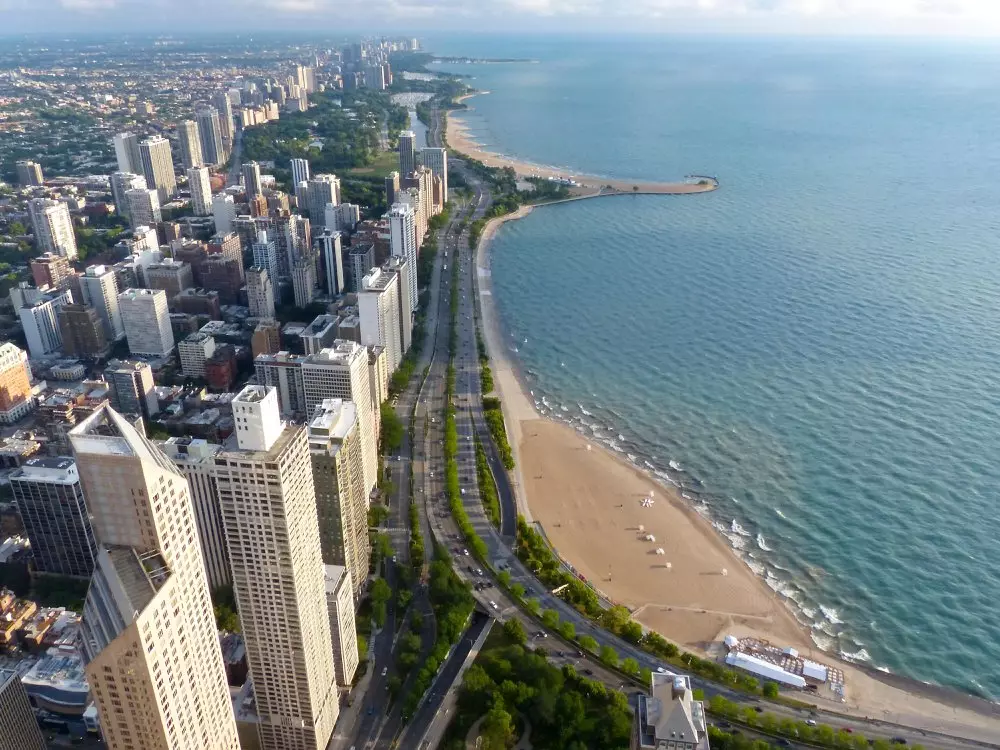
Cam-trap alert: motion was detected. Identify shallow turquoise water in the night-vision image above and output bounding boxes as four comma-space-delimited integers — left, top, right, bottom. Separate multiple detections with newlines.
431, 35, 1000, 697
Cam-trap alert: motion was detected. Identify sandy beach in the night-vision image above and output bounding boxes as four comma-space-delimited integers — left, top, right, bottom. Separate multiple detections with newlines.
474, 210, 1000, 744
448, 94, 717, 196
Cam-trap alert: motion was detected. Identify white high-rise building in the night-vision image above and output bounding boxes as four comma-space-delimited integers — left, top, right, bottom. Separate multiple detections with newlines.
324, 202, 360, 234
197, 107, 225, 166
188, 166, 212, 216
212, 92, 234, 152
358, 266, 402, 373
177, 120, 204, 168
324, 565, 358, 687
158, 437, 231, 592
118, 288, 174, 357
387, 255, 413, 356
139, 135, 177, 204
112, 132, 142, 174
246, 267, 275, 320
398, 131, 417, 176
389, 203, 418, 312
419, 147, 448, 203
302, 342, 377, 500
309, 400, 369, 604
214, 386, 340, 750
125, 188, 162, 231
306, 174, 340, 228
14, 285, 73, 358
317, 229, 345, 296
212, 193, 237, 234
110, 172, 147, 220
79, 265, 125, 342
28, 198, 78, 260
177, 331, 216, 379
69, 407, 241, 750
291, 158, 311, 186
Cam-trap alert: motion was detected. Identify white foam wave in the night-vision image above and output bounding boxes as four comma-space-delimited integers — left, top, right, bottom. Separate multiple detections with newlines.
617, 433, 626, 441
644, 460, 656, 469
579, 404, 593, 417
627, 453, 638, 463
820, 605, 844, 625
841, 648, 872, 664
731, 519, 751, 537
811, 632, 836, 651
756, 533, 772, 552
774, 507, 788, 520
669, 460, 682, 472
744, 558, 766, 576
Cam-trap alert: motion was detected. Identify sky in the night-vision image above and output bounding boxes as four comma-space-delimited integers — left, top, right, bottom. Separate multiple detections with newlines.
4, 0, 1000, 36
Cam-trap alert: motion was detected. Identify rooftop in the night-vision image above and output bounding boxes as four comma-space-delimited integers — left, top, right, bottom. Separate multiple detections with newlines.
10, 457, 78, 484
308, 399, 356, 442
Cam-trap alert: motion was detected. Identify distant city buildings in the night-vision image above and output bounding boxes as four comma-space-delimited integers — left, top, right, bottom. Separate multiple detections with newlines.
389, 203, 418, 311
197, 106, 226, 166
398, 130, 417, 176
178, 119, 204, 168
118, 288, 174, 357
246, 267, 276, 320
113, 132, 143, 174
16, 159, 43, 187
212, 193, 237, 234
110, 171, 147, 221
28, 198, 78, 260
13, 284, 73, 358
139, 134, 177, 203
188, 166, 213, 216
125, 187, 162, 230
78, 264, 125, 342
419, 147, 448, 203
291, 157, 311, 186
242, 160, 263, 200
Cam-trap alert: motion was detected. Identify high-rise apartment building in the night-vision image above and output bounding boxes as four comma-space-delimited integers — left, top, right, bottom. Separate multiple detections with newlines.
125, 187, 162, 230
177, 120, 204, 168
385, 171, 399, 206
178, 332, 216, 379
110, 171, 147, 220
57, 304, 111, 359
212, 193, 236, 234
188, 166, 212, 216
309, 400, 369, 602
197, 107, 225, 166
387, 254, 413, 355
139, 135, 177, 204
292, 256, 316, 308
212, 92, 234, 151
306, 174, 340, 228
251, 230, 279, 284
16, 159, 43, 187
79, 264, 125, 342
30, 252, 72, 290
69, 407, 241, 750
302, 342, 377, 499
255, 352, 308, 416
242, 161, 263, 200
214, 386, 340, 750
103, 359, 158, 420
419, 147, 448, 204
358, 266, 402, 373
0, 343, 34, 424
317, 229, 345, 296
401, 167, 434, 230
348, 244, 376, 293
398, 131, 417, 176
389, 203, 418, 312
324, 565, 358, 687
15, 285, 73, 358
325, 202, 360, 233
158, 438, 231, 591
246, 267, 276, 320
291, 157, 310, 186
10, 457, 97, 578
113, 132, 143, 174
146, 259, 194, 302
28, 198, 78, 259
118, 288, 174, 357
0, 669, 46, 750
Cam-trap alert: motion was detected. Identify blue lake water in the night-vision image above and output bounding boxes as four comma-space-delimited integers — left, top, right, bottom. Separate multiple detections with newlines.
430, 35, 1000, 698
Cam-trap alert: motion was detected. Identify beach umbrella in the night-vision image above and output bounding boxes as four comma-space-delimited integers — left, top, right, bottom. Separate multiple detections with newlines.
638, 525, 645, 532
586, 444, 592, 451
722, 568, 728, 577
665, 562, 672, 570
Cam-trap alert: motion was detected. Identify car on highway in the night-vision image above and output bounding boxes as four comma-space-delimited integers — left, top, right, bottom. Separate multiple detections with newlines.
381, 667, 388, 677
489, 601, 499, 610
656, 666, 668, 674
463, 548, 469, 556
805, 720, 817, 726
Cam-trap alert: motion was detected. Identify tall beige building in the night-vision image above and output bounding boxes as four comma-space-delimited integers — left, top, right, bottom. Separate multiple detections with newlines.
302, 342, 378, 500
214, 386, 340, 750
324, 565, 358, 687
0, 668, 46, 750
69, 406, 240, 750
308, 399, 369, 601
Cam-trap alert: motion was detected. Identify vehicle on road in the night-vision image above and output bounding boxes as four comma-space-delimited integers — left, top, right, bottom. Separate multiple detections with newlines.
463, 548, 469, 556
805, 720, 817, 726
381, 667, 388, 677
490, 600, 498, 610
656, 666, 668, 674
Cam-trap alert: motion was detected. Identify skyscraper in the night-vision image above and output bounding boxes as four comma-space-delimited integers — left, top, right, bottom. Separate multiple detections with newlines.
251, 229, 279, 284
79, 264, 125, 342
291, 157, 311, 186
302, 342, 378, 498
16, 160, 43, 187
177, 120, 204, 168
387, 254, 414, 355
398, 131, 417, 176
110, 171, 147, 221
30, 252, 72, 290
385, 170, 399, 206
0, 343, 34, 424
103, 359, 158, 420
246, 267, 275, 320
419, 147, 448, 204
389, 203, 418, 312
10, 457, 97, 578
212, 91, 235, 151
308, 399, 369, 602
139, 135, 177, 204
358, 266, 403, 373
306, 174, 340, 228
57, 304, 111, 359
324, 566, 358, 687
197, 107, 225, 166
113, 132, 143, 174
0, 669, 45, 750
125, 188, 162, 230
188, 166, 212, 216
28, 198, 78, 259
214, 386, 340, 750
14, 285, 73, 358
317, 229, 345, 296
118, 288, 174, 357
212, 193, 236, 234
242, 160, 263, 200
69, 407, 241, 750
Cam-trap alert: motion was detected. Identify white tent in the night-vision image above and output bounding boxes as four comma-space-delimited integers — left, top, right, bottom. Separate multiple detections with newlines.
783, 647, 799, 658
802, 660, 828, 683
724, 635, 739, 649
725, 652, 806, 688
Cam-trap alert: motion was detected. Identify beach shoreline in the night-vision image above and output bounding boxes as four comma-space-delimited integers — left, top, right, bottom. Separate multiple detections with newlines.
473, 204, 1000, 744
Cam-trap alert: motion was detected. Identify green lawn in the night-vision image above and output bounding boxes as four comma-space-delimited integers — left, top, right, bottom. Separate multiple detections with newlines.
344, 149, 401, 179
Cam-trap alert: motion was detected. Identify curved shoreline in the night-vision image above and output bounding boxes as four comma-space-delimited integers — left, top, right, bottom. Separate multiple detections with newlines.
473, 202, 1000, 744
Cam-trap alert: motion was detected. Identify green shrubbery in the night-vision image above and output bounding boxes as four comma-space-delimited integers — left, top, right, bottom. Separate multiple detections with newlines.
474, 440, 501, 529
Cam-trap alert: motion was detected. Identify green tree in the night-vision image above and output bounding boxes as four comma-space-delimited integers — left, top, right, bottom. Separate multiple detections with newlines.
371, 578, 392, 627
620, 620, 643, 644
380, 402, 405, 453
762, 681, 780, 699
601, 605, 631, 634
497, 570, 511, 587
510, 583, 525, 599
357, 633, 368, 660
578, 635, 598, 653
525, 598, 541, 615
621, 657, 639, 675
599, 645, 618, 667
542, 609, 560, 629
559, 621, 575, 641
481, 702, 515, 750
368, 505, 389, 526
503, 618, 527, 645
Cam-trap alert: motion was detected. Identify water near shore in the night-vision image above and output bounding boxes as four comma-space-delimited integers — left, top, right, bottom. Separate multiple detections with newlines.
433, 35, 1000, 698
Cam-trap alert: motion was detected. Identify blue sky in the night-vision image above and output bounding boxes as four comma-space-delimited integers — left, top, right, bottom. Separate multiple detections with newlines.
4, 0, 1000, 36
